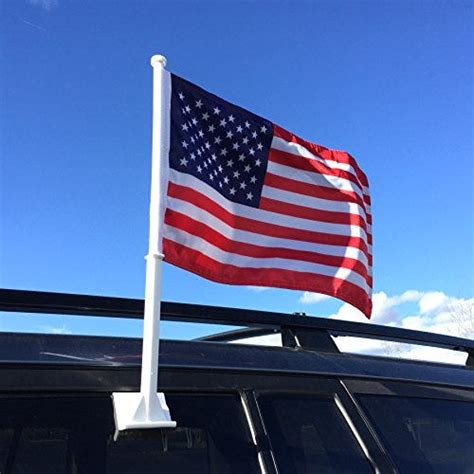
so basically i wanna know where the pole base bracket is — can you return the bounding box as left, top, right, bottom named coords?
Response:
left=112, top=392, right=176, bottom=434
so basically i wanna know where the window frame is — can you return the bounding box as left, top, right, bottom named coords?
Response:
left=253, top=378, right=396, bottom=473
left=343, top=379, right=474, bottom=474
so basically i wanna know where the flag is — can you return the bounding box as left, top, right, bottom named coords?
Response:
left=161, top=74, right=372, bottom=318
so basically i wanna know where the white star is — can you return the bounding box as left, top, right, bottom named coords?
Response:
left=178, top=92, right=185, bottom=100
left=208, top=124, right=215, bottom=133
left=218, top=165, right=223, bottom=173
left=226, top=130, right=234, bottom=139
left=214, top=169, right=218, bottom=176
left=180, top=157, right=188, bottom=166
left=244, top=121, right=251, bottom=128
left=209, top=173, right=214, bottom=180
left=257, top=143, right=263, bottom=150
left=195, top=99, right=203, bottom=108
left=197, top=165, right=202, bottom=173
left=197, top=149, right=202, bottom=156
left=191, top=117, right=198, bottom=125
left=238, top=153, right=246, bottom=161
left=226, top=159, right=234, bottom=167
left=224, top=176, right=229, bottom=184
left=244, top=164, right=251, bottom=172
left=205, top=142, right=211, bottom=149
left=219, top=182, right=223, bottom=188
left=220, top=148, right=228, bottom=156
left=181, top=123, right=189, bottom=131
left=236, top=125, right=243, bottom=133
left=182, top=140, right=188, bottom=149
left=203, top=161, right=208, bottom=168
left=240, top=181, right=247, bottom=190
left=232, top=142, right=240, bottom=150
left=198, top=130, right=204, bottom=137
left=250, top=176, right=257, bottom=184
left=220, top=118, right=227, bottom=127
left=242, top=137, right=249, bottom=145
left=202, top=112, right=210, bottom=121
left=249, top=147, right=255, bottom=155
left=190, top=136, right=195, bottom=144
left=233, top=170, right=240, bottom=178
left=251, top=131, right=257, bottom=139
left=213, top=106, right=221, bottom=115
left=228, top=114, right=235, bottom=122
left=229, top=187, right=236, bottom=195
left=211, top=153, right=217, bottom=161
left=190, top=152, right=196, bottom=160
left=246, top=192, right=253, bottom=200
left=260, top=125, right=268, bottom=133
left=185, top=105, right=191, bottom=113
left=255, top=159, right=262, bottom=167
left=214, top=136, right=222, bottom=145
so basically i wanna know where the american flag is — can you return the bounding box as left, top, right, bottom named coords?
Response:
left=162, top=74, right=372, bottom=317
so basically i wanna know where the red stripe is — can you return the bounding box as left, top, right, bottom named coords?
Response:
left=260, top=196, right=371, bottom=237
left=165, top=209, right=372, bottom=285
left=264, top=172, right=372, bottom=224
left=269, top=148, right=370, bottom=204
left=164, top=239, right=372, bottom=318
left=168, top=182, right=373, bottom=260
left=273, top=123, right=370, bottom=189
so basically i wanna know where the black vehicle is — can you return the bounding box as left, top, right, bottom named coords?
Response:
left=0, top=289, right=473, bottom=474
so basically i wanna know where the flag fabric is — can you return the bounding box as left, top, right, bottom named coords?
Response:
left=161, top=74, right=372, bottom=317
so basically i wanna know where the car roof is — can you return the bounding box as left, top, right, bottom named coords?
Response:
left=0, top=289, right=473, bottom=391
left=0, top=331, right=473, bottom=389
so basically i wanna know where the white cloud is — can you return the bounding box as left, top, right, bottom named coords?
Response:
left=28, top=0, right=58, bottom=10
left=246, top=286, right=271, bottom=292
left=40, top=324, right=72, bottom=335
left=299, top=292, right=331, bottom=304
left=327, top=290, right=473, bottom=364
left=419, top=291, right=448, bottom=314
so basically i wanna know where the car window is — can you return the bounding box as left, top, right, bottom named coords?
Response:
left=357, top=395, right=474, bottom=474
left=258, top=394, right=373, bottom=473
left=0, top=394, right=260, bottom=474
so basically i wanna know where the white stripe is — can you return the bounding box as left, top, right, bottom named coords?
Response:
left=267, top=160, right=372, bottom=217
left=262, top=184, right=370, bottom=225
left=164, top=224, right=371, bottom=293
left=168, top=170, right=371, bottom=243
left=271, top=136, right=370, bottom=196
left=167, top=196, right=370, bottom=269
left=267, top=160, right=371, bottom=208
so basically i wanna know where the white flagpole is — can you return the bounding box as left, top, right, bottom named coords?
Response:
left=112, top=55, right=176, bottom=433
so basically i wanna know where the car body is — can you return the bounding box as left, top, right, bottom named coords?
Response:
left=0, top=289, right=473, bottom=473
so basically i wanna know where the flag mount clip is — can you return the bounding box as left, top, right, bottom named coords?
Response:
left=113, top=392, right=176, bottom=433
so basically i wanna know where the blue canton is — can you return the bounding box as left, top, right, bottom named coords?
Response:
left=169, top=75, right=273, bottom=208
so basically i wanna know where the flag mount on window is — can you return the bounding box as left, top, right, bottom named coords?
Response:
left=113, top=53, right=372, bottom=435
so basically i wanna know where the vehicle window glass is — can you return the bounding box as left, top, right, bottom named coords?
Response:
left=357, top=395, right=474, bottom=474
left=0, top=429, right=13, bottom=472
left=258, top=394, right=373, bottom=473
left=0, top=394, right=260, bottom=474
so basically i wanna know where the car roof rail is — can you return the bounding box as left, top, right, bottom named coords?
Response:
left=0, top=288, right=473, bottom=366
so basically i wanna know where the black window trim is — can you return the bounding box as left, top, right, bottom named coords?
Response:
left=342, top=379, right=474, bottom=474
left=254, top=382, right=397, bottom=473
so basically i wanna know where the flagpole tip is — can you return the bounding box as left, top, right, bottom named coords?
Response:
left=150, top=55, right=167, bottom=68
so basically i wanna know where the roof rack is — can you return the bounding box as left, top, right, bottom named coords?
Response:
left=0, top=289, right=473, bottom=367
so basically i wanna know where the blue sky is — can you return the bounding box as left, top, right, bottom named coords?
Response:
left=0, top=0, right=472, bottom=339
